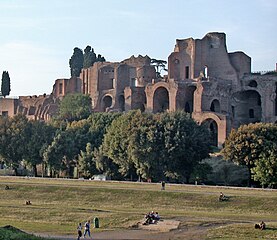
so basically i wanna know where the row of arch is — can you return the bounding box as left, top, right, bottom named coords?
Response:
left=100, top=87, right=264, bottom=147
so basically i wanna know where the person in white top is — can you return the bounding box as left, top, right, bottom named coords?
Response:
left=77, top=222, right=82, bottom=240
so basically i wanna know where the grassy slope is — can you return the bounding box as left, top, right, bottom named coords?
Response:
left=0, top=176, right=276, bottom=239
left=0, top=226, right=53, bottom=240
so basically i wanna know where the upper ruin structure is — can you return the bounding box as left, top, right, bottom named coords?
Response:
left=1, top=32, right=277, bottom=147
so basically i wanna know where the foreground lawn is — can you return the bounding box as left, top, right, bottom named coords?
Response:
left=0, top=225, right=53, bottom=240
left=0, top=176, right=276, bottom=239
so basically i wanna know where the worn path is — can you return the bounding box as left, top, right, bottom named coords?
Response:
left=35, top=218, right=246, bottom=240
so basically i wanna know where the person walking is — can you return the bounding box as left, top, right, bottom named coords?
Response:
left=77, top=222, right=82, bottom=240
left=161, top=181, right=165, bottom=190
left=84, top=220, right=91, bottom=238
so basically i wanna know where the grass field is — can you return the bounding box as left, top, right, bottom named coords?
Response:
left=0, top=176, right=277, bottom=239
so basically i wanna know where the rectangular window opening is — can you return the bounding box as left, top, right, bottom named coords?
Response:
left=59, top=83, right=63, bottom=94
left=185, top=66, right=189, bottom=79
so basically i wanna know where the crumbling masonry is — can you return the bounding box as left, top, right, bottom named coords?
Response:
left=1, top=32, right=277, bottom=147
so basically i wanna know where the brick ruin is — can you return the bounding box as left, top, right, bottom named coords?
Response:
left=1, top=32, right=277, bottom=147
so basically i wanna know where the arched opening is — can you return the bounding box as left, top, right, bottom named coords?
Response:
left=102, top=95, right=112, bottom=112
left=202, top=119, right=218, bottom=147
left=185, top=102, right=190, bottom=113
left=248, top=80, right=257, bottom=88
left=153, top=87, right=169, bottom=113
left=210, top=99, right=220, bottom=113
left=232, top=90, right=262, bottom=126
left=118, top=95, right=125, bottom=112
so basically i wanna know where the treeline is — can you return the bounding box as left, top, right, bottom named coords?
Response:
left=1, top=92, right=276, bottom=187
left=0, top=110, right=212, bottom=183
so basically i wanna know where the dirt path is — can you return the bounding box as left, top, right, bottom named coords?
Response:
left=35, top=218, right=244, bottom=240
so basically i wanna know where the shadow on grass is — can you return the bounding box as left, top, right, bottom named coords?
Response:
left=266, top=227, right=277, bottom=231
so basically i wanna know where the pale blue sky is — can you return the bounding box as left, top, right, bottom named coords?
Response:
left=0, top=0, right=276, bottom=96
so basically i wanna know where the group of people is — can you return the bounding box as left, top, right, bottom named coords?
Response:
left=143, top=211, right=161, bottom=225
left=255, top=221, right=266, bottom=230
left=77, top=220, right=91, bottom=240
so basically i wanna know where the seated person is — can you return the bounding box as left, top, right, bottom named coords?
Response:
left=153, top=212, right=160, bottom=221
left=219, top=192, right=228, bottom=201
left=259, top=221, right=266, bottom=230
left=254, top=221, right=266, bottom=230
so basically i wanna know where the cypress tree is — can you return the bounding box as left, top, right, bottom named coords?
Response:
left=1, top=71, right=11, bottom=97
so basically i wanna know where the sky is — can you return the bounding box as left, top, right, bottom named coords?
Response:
left=0, top=0, right=276, bottom=97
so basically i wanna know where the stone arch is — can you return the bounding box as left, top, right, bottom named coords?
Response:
left=194, top=112, right=226, bottom=148
left=153, top=87, right=169, bottom=113
left=101, top=95, right=113, bottom=112
left=210, top=99, right=220, bottom=113
left=202, top=118, right=218, bottom=147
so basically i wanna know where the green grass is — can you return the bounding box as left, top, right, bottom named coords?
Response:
left=0, top=176, right=277, bottom=239
left=0, top=226, right=53, bottom=240
left=207, top=223, right=277, bottom=239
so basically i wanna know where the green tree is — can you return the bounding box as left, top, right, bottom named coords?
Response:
left=69, top=47, right=84, bottom=77
left=156, top=111, right=211, bottom=183
left=252, top=149, right=277, bottom=188
left=150, top=59, right=167, bottom=78
left=127, top=111, right=162, bottom=181
left=43, top=133, right=65, bottom=177
left=102, top=110, right=210, bottom=182
left=24, top=120, right=56, bottom=176
left=58, top=94, right=92, bottom=122
left=83, top=46, right=97, bottom=69
left=94, top=145, right=121, bottom=179
left=77, top=113, right=121, bottom=178
left=102, top=111, right=140, bottom=179
left=221, top=123, right=277, bottom=187
left=0, top=115, right=29, bottom=175
left=1, top=71, right=11, bottom=97
left=78, top=143, right=98, bottom=178
left=97, top=54, right=106, bottom=62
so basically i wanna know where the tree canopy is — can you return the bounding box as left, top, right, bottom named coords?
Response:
left=83, top=46, right=97, bottom=69
left=24, top=120, right=57, bottom=176
left=150, top=59, right=167, bottom=78
left=69, top=46, right=106, bottom=77
left=221, top=123, right=277, bottom=187
left=0, top=115, right=29, bottom=174
left=69, top=47, right=84, bottom=77
left=102, top=110, right=211, bottom=182
left=58, top=94, right=92, bottom=122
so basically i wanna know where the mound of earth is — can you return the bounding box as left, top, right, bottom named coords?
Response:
left=133, top=219, right=180, bottom=232
left=2, top=225, right=25, bottom=233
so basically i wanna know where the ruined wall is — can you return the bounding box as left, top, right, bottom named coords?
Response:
left=136, top=65, right=156, bottom=86
left=0, top=98, right=19, bottom=117
left=3, top=32, right=276, bottom=148
left=194, top=33, right=238, bottom=82
left=52, top=77, right=82, bottom=98
left=229, top=52, right=251, bottom=78
left=168, top=38, right=195, bottom=80
left=116, top=64, right=131, bottom=93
